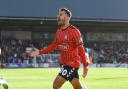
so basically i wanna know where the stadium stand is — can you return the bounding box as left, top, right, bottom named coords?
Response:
left=0, top=18, right=128, bottom=68
left=1, top=33, right=128, bottom=67
left=92, top=41, right=128, bottom=64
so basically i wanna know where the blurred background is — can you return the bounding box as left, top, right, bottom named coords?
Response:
left=0, top=0, right=128, bottom=68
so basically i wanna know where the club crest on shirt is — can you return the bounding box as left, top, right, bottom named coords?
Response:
left=64, top=34, right=68, bottom=40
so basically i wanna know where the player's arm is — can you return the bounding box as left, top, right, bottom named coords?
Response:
left=78, top=45, right=88, bottom=78
left=73, top=28, right=88, bottom=78
left=29, top=31, right=59, bottom=57
left=29, top=43, right=58, bottom=57
left=78, top=45, right=88, bottom=68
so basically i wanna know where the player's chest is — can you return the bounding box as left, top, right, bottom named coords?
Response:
left=56, top=30, right=73, bottom=43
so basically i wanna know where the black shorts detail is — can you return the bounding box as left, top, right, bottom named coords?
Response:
left=59, top=65, right=79, bottom=81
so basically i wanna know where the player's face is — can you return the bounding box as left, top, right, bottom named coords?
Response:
left=57, top=11, right=68, bottom=26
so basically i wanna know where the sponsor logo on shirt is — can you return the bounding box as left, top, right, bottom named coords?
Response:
left=58, top=43, right=70, bottom=51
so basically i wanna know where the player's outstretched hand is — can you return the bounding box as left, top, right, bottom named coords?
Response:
left=82, top=67, right=88, bottom=78
left=29, top=51, right=39, bottom=57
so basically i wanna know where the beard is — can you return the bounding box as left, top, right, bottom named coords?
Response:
left=57, top=19, right=65, bottom=26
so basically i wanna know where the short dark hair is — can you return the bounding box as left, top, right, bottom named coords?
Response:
left=59, top=8, right=72, bottom=18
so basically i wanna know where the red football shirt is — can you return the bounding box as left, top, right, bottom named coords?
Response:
left=39, top=25, right=87, bottom=68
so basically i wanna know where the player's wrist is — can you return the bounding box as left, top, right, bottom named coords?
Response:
left=36, top=51, right=40, bottom=55
left=39, top=50, right=42, bottom=55
left=84, top=67, right=88, bottom=70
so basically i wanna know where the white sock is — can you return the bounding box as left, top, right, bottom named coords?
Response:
left=82, top=85, right=88, bottom=89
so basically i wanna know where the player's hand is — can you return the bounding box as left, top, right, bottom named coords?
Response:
left=28, top=51, right=39, bottom=57
left=82, top=67, right=88, bottom=78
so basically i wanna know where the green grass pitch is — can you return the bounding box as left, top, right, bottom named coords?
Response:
left=0, top=68, right=128, bottom=89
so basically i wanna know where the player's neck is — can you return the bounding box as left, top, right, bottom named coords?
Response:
left=60, top=23, right=70, bottom=29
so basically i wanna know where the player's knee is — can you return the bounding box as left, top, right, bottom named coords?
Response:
left=73, top=85, right=82, bottom=89
left=53, top=83, right=60, bottom=89
left=53, top=84, right=57, bottom=89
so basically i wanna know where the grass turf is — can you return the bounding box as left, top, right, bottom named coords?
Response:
left=0, top=68, right=128, bottom=89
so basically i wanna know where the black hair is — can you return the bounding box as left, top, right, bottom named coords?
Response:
left=59, top=8, right=72, bottom=18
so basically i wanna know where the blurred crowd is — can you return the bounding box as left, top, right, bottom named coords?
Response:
left=0, top=36, right=58, bottom=64
left=0, top=36, right=128, bottom=65
left=0, top=36, right=33, bottom=64
left=92, top=41, right=128, bottom=64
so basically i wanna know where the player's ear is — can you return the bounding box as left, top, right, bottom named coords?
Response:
left=66, top=15, right=70, bottom=21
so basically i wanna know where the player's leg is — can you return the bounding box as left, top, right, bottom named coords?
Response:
left=53, top=74, right=67, bottom=89
left=70, top=78, right=82, bottom=89
left=70, top=78, right=87, bottom=89
left=53, top=65, right=71, bottom=89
